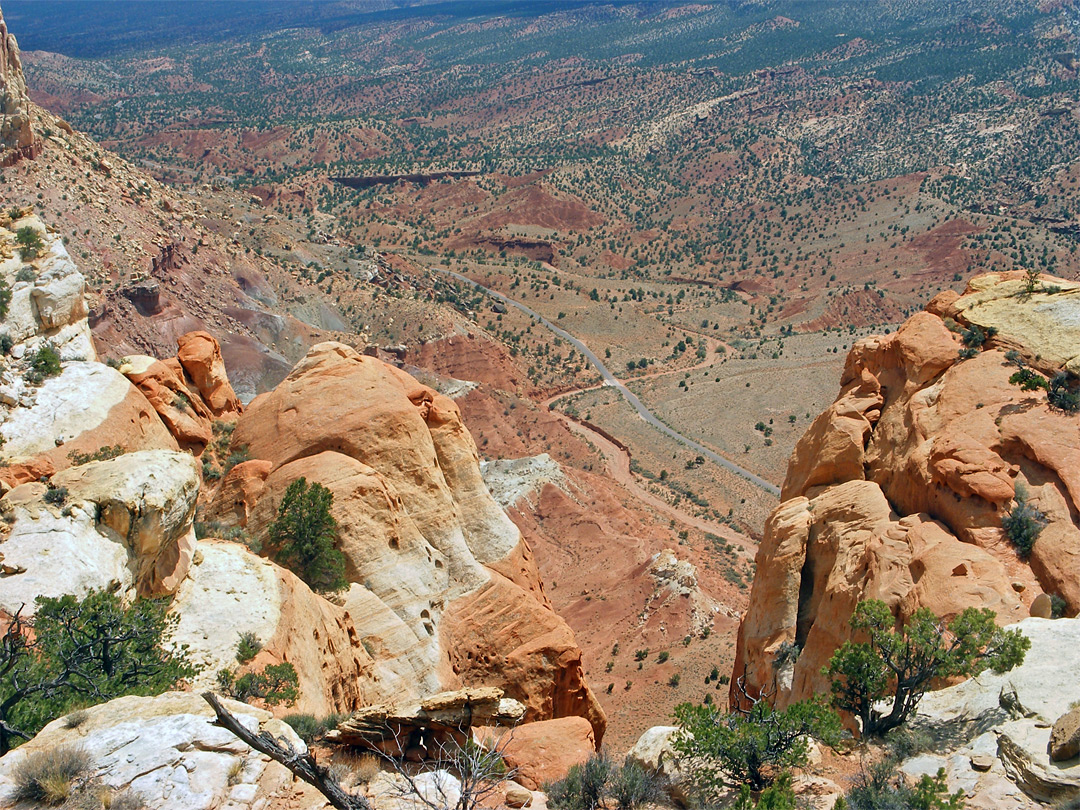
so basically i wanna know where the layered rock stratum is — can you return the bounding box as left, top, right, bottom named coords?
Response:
left=733, top=272, right=1080, bottom=709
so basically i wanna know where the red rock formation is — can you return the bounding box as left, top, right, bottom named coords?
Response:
left=216, top=341, right=606, bottom=741
left=176, top=331, right=242, bottom=416
left=733, top=274, right=1080, bottom=709
left=485, top=716, right=597, bottom=790
left=122, top=356, right=214, bottom=452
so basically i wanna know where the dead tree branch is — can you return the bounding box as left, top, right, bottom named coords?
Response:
left=202, top=691, right=371, bottom=810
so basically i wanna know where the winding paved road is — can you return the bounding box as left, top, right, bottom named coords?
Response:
left=431, top=266, right=782, bottom=498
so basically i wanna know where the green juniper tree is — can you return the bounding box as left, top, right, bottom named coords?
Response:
left=825, top=600, right=1029, bottom=737
left=0, top=590, right=197, bottom=754
left=268, top=477, right=348, bottom=593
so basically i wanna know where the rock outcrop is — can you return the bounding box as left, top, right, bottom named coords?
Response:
left=0, top=449, right=199, bottom=612
left=0, top=6, right=38, bottom=165
left=176, top=330, right=242, bottom=417
left=171, top=540, right=377, bottom=717
left=627, top=726, right=690, bottom=805
left=213, top=342, right=605, bottom=740
left=486, top=716, right=597, bottom=790
left=734, top=274, right=1080, bottom=709
left=330, top=686, right=525, bottom=751
left=0, top=216, right=185, bottom=480
left=910, top=617, right=1080, bottom=806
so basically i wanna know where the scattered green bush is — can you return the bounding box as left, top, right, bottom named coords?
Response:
left=268, top=477, right=347, bottom=593
left=1047, top=373, right=1080, bottom=413
left=546, top=753, right=627, bottom=810
left=960, top=324, right=995, bottom=349
left=217, top=662, right=299, bottom=706
left=1008, top=367, right=1048, bottom=392
left=43, top=486, right=68, bottom=506
left=282, top=712, right=347, bottom=744
left=62, top=709, right=90, bottom=729
left=1050, top=594, right=1068, bottom=619
left=67, top=445, right=125, bottom=466
left=25, top=342, right=62, bottom=384
left=0, top=333, right=12, bottom=355
left=0, top=277, right=10, bottom=322
left=731, top=771, right=796, bottom=810
left=1002, top=489, right=1047, bottom=557
left=235, top=631, right=263, bottom=664
left=845, top=763, right=962, bottom=810
left=222, top=444, right=251, bottom=475
left=15, top=266, right=35, bottom=283
left=673, top=697, right=841, bottom=794
left=607, top=760, right=661, bottom=810
left=9, top=744, right=92, bottom=805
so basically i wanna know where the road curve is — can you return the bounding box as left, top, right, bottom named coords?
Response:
left=431, top=266, right=782, bottom=498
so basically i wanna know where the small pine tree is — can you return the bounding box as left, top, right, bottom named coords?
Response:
left=14, top=226, right=44, bottom=260
left=268, top=477, right=347, bottom=593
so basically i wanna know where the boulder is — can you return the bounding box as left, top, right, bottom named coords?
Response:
left=505, top=782, right=534, bottom=807
left=0, top=482, right=132, bottom=615
left=0, top=692, right=327, bottom=810
left=176, top=331, right=241, bottom=416
left=51, top=450, right=200, bottom=596
left=627, top=726, right=690, bottom=805
left=1050, top=707, right=1080, bottom=762
left=246, top=449, right=451, bottom=681
left=30, top=260, right=88, bottom=330
left=489, top=716, right=596, bottom=790
left=368, top=770, right=460, bottom=810
left=791, top=775, right=845, bottom=810
left=998, top=719, right=1080, bottom=803
left=1030, top=593, right=1053, bottom=619
left=910, top=618, right=1080, bottom=804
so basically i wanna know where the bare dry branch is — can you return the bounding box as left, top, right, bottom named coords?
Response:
left=202, top=691, right=371, bottom=810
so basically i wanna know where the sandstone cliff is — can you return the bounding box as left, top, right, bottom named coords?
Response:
left=0, top=6, right=37, bottom=165
left=208, top=341, right=606, bottom=737
left=733, top=272, right=1080, bottom=709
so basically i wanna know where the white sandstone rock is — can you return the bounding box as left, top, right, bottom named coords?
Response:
left=0, top=483, right=132, bottom=615
left=0, top=363, right=131, bottom=457
left=0, top=692, right=317, bottom=810
left=169, top=541, right=282, bottom=688
left=52, top=450, right=201, bottom=595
